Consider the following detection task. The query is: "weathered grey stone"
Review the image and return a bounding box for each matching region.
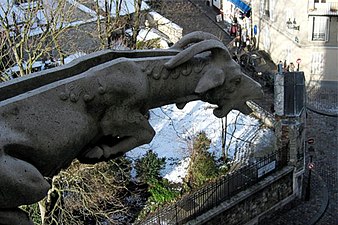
[0,31,263,224]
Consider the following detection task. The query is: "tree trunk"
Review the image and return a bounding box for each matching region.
[221,117,227,161]
[131,0,142,49]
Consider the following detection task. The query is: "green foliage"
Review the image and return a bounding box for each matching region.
[135,150,166,183]
[134,151,181,221]
[193,131,211,153]
[148,179,180,204]
[186,132,219,189]
[136,178,180,221]
[188,152,219,188]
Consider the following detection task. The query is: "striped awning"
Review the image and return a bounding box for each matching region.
[228,0,251,14]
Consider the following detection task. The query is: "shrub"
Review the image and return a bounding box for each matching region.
[148,178,180,205]
[186,132,219,189]
[193,131,211,153]
[136,178,180,221]
[135,150,166,183]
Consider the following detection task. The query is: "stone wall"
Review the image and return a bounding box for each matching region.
[273,71,306,199]
[188,167,294,225]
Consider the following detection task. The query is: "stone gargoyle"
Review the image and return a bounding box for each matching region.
[0,31,263,225]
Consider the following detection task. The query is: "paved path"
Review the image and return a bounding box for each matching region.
[307,87,338,116]
[303,88,337,225]
[151,0,231,43]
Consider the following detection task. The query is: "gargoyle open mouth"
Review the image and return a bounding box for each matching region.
[78,135,127,164]
[213,101,254,118]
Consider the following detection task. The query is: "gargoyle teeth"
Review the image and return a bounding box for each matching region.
[84,146,104,159]
[101,144,113,158]
[213,101,255,118]
[213,105,231,118]
[176,102,187,109]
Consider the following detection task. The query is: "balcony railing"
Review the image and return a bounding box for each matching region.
[308,2,338,16]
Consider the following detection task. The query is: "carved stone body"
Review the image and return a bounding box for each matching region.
[0,32,263,224]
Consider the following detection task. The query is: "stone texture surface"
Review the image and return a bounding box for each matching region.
[199,168,294,225]
[0,32,263,225]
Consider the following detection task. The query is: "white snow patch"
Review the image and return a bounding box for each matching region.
[96,0,149,17]
[64,52,87,64]
[127,101,262,183]
[163,157,190,183]
[66,0,98,17]
[125,28,170,49]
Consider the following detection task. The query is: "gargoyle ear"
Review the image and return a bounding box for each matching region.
[195,68,225,93]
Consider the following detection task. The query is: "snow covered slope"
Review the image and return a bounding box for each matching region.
[127,101,264,183]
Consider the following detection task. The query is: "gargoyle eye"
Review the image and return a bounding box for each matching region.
[231,77,241,85]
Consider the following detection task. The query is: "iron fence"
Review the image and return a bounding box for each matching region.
[137,149,288,225]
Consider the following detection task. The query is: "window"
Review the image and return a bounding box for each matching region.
[311,16,329,41]
[261,0,275,21]
[264,0,270,17]
[310,52,324,75]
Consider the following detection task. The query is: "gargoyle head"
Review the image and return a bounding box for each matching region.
[165,33,263,117]
[196,63,263,117]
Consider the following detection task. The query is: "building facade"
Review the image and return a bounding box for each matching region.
[250,0,338,85]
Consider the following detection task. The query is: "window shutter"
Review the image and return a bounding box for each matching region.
[269,0,276,22]
[325,17,329,42]
[308,16,313,41]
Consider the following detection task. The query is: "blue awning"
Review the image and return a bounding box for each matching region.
[228,0,251,14]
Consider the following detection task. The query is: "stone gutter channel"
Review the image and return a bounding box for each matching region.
[247,100,275,128]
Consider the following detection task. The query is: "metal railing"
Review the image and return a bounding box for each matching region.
[137,149,288,225]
